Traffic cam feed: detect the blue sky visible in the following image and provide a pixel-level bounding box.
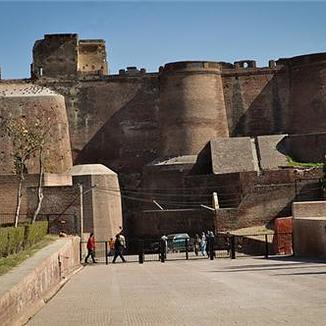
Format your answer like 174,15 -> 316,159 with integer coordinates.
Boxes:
0,1 -> 325,78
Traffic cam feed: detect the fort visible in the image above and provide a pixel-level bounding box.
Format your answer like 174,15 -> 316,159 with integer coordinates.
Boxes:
1,33 -> 326,240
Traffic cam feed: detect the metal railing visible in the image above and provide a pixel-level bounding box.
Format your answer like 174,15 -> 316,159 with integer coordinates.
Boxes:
80,232 -> 293,265
80,240 -> 160,265
0,213 -> 78,235
38,214 -> 78,235
0,213 -> 30,226
226,232 -> 293,259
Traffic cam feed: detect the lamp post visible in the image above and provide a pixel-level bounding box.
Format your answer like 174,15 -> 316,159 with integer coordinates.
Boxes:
77,184 -> 97,242
79,183 -> 84,242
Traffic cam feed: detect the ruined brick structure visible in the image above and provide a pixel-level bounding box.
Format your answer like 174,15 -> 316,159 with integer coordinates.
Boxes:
1,33 -> 326,238
31,34 -> 108,79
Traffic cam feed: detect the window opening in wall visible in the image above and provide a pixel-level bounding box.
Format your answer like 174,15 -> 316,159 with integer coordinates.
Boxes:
39,67 -> 43,76
243,62 -> 248,68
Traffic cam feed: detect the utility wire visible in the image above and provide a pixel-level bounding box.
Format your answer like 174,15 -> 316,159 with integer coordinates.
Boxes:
95,184 -> 322,203
95,186 -> 321,207
95,186 -> 244,198
118,178 -> 321,192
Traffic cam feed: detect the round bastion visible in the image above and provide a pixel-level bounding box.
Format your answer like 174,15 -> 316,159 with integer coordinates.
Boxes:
0,82 -> 73,174
277,53 -> 326,134
158,61 -> 229,158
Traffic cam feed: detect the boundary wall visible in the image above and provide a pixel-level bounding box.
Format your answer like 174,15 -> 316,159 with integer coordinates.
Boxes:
0,236 -> 80,326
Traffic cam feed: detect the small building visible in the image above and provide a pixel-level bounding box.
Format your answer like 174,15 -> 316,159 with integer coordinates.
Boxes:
292,201 -> 326,258
69,164 -> 123,241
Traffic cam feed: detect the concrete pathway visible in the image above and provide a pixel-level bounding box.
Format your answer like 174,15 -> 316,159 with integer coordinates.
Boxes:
28,256 -> 326,326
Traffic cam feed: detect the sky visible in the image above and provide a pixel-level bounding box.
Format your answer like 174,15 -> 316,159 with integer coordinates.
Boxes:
0,1 -> 325,79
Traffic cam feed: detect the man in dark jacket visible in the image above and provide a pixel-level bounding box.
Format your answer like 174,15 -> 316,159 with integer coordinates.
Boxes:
112,234 -> 126,263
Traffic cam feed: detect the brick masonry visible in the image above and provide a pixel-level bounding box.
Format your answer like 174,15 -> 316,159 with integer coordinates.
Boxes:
0,237 -> 80,326
132,209 -> 214,238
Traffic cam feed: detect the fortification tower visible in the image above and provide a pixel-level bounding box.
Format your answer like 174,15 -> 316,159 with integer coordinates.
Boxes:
32,34 -> 108,79
278,53 -> 326,134
78,39 -> 108,75
32,34 -> 79,79
158,61 -> 229,158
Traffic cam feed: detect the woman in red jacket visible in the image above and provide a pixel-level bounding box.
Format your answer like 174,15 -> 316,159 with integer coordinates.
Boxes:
85,233 -> 96,264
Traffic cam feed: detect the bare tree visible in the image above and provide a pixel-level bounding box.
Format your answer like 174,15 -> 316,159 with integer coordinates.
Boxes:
5,113 -> 54,226
31,142 -> 45,224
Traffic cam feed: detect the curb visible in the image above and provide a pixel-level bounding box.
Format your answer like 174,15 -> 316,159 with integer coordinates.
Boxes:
22,265 -> 84,325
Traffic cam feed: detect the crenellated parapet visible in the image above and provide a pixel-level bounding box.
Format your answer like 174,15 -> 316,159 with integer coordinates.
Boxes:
2,33 -> 326,172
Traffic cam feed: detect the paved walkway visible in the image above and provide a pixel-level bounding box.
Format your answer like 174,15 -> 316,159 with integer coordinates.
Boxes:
28,257 -> 326,326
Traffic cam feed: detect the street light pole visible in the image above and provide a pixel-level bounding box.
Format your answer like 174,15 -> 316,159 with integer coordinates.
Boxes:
79,183 -> 84,242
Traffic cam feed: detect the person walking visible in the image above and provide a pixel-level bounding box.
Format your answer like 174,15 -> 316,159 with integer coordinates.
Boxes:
225,232 -> 231,256
207,231 -> 216,258
200,232 -> 207,256
161,234 -> 168,258
112,234 -> 126,263
119,233 -> 126,250
206,231 -> 210,257
85,233 -> 96,264
108,237 -> 115,256
194,234 -> 200,256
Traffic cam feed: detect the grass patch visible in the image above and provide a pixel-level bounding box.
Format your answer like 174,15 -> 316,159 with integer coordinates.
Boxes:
287,156 -> 324,168
0,235 -> 57,276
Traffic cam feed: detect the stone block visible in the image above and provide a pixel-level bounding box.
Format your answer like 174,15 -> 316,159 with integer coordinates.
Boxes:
257,134 -> 288,170
210,137 -> 257,174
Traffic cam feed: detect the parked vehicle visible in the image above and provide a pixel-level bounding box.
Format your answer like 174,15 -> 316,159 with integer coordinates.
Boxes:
167,233 -> 193,252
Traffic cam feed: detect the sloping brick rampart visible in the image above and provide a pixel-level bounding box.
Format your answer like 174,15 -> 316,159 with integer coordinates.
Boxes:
0,237 -> 80,326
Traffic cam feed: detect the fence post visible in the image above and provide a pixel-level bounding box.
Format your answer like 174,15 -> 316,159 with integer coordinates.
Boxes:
79,240 -> 83,263
47,215 -> 50,234
185,238 -> 189,260
230,235 -> 236,259
138,240 -> 144,264
209,237 -> 214,260
160,239 -> 165,263
105,241 -> 108,265
265,234 -> 269,259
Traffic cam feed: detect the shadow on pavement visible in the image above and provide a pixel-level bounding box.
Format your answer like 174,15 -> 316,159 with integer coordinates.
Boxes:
275,271 -> 326,276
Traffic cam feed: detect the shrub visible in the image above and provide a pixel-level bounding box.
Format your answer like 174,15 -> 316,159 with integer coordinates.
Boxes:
0,221 -> 48,257
0,228 -> 9,257
24,221 -> 48,248
0,226 -> 25,256
7,226 -> 25,255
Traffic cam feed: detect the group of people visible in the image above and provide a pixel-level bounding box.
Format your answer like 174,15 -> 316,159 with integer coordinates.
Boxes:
194,231 -> 215,257
84,228 -> 127,264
